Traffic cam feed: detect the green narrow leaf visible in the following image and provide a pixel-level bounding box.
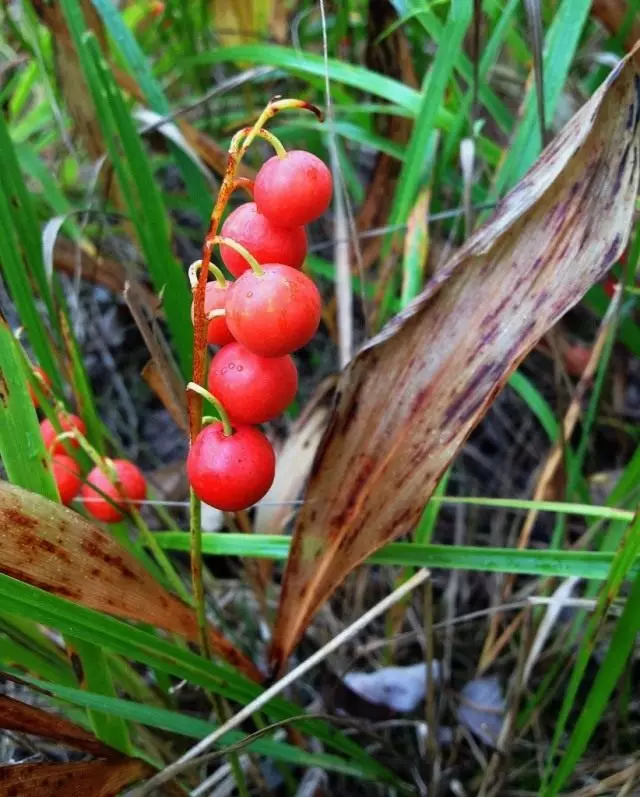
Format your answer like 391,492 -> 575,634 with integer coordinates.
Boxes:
69,638 -> 132,754
155,529 -> 638,581
5,670 -> 379,780
0,319 -> 58,499
387,0 -> 472,235
59,0 -> 193,375
0,574 -> 393,778
90,0 -> 211,222
492,0 -> 592,194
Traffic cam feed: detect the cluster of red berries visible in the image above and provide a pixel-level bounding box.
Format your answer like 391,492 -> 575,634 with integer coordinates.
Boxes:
187,150 -> 332,512
30,371 -> 146,522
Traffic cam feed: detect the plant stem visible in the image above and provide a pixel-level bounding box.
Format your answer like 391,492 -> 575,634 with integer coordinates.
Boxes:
189,488 -> 210,659
211,235 -> 264,276
187,382 -> 232,437
188,259 -> 226,289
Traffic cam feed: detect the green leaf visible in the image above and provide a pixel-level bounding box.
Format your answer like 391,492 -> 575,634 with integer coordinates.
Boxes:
0,573 -> 393,780
5,670 -> 380,780
492,0 -> 592,194
0,319 -> 58,500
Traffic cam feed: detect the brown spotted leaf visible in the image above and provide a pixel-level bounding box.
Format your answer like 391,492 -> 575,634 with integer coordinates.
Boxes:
0,481 -> 261,682
0,758 -> 152,797
270,46 -> 640,671
0,695 -> 117,759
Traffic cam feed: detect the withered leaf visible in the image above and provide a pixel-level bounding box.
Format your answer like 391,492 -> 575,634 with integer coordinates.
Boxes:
0,695 -> 117,759
0,481 -> 261,682
270,47 -> 640,670
0,758 -> 152,797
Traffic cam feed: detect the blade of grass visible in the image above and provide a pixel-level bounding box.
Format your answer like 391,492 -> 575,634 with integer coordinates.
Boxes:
0,574 -> 393,779
545,552 -> 640,795
5,669 -> 379,780
0,318 -> 58,499
59,0 -> 193,375
90,0 -> 211,222
155,532 -> 640,582
70,638 -> 132,755
491,0 -> 592,195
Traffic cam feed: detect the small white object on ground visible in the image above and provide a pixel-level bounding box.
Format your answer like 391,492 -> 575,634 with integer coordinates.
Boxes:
343,661 -> 441,712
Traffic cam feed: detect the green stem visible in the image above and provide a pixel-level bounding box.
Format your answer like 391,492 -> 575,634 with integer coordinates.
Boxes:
211,235 -> 264,277
188,259 -> 227,289
230,126 -> 288,159
129,507 -> 191,605
186,382 -> 233,437
189,488 -> 210,659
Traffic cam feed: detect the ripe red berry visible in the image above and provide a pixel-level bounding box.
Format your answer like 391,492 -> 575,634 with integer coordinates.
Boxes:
81,460 -> 147,523
207,343 -> 298,424
28,367 -> 52,407
41,413 -> 86,455
191,281 -> 235,346
563,343 -> 593,378
51,454 -> 82,506
220,202 -> 307,277
226,265 -> 321,357
187,422 -> 275,511
254,151 -> 333,228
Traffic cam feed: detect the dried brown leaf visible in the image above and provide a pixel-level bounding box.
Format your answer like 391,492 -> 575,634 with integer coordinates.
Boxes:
270,47 -> 640,671
0,696 -> 116,759
0,758 -> 152,797
0,481 -> 261,681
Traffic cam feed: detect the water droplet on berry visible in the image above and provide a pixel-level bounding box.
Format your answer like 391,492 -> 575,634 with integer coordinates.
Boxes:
228,363 -> 235,369
237,365 -> 243,372
246,291 -> 253,298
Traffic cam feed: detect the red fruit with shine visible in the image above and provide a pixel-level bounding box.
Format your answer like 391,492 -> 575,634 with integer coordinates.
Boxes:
226,265 -> 322,357
254,151 -> 333,228
52,455 -> 82,506
207,343 -> 298,424
81,460 -> 147,523
191,281 -> 235,346
41,414 -> 86,454
187,422 -> 275,512
220,202 -> 307,277
28,367 -> 52,407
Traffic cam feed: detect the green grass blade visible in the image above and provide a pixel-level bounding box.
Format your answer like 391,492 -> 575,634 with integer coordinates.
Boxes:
156,530 -> 638,581
0,574 -> 393,778
491,0 -> 592,194
545,560 -> 640,795
0,319 -> 58,500
59,0 -> 193,375
6,669 -> 379,780
387,0 -> 472,235
70,638 -> 132,754
90,0 -> 211,222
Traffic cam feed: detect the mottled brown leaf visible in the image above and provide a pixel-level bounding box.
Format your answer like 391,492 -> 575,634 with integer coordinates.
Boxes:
0,696 -> 116,759
0,758 -> 151,797
270,46 -> 640,671
0,481 -> 261,682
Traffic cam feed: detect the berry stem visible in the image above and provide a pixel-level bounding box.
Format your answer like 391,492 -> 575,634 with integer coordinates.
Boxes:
230,127 -> 287,160
188,259 -> 227,289
211,235 -> 264,276
205,309 -> 226,320
187,382 -> 233,437
232,176 -> 255,197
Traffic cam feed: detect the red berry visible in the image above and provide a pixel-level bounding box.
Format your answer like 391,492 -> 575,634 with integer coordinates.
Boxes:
191,281 -> 235,346
563,343 -> 592,378
187,422 -> 275,511
602,275 -> 618,299
220,202 -> 307,277
51,455 -> 82,506
254,151 -> 333,227
81,460 -> 147,523
41,414 -> 86,455
28,367 -> 52,407
207,343 -> 298,424
226,265 -> 321,357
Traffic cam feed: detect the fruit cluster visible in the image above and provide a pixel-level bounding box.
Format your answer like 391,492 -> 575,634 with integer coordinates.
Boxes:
30,371 -> 146,522
187,147 -> 332,512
